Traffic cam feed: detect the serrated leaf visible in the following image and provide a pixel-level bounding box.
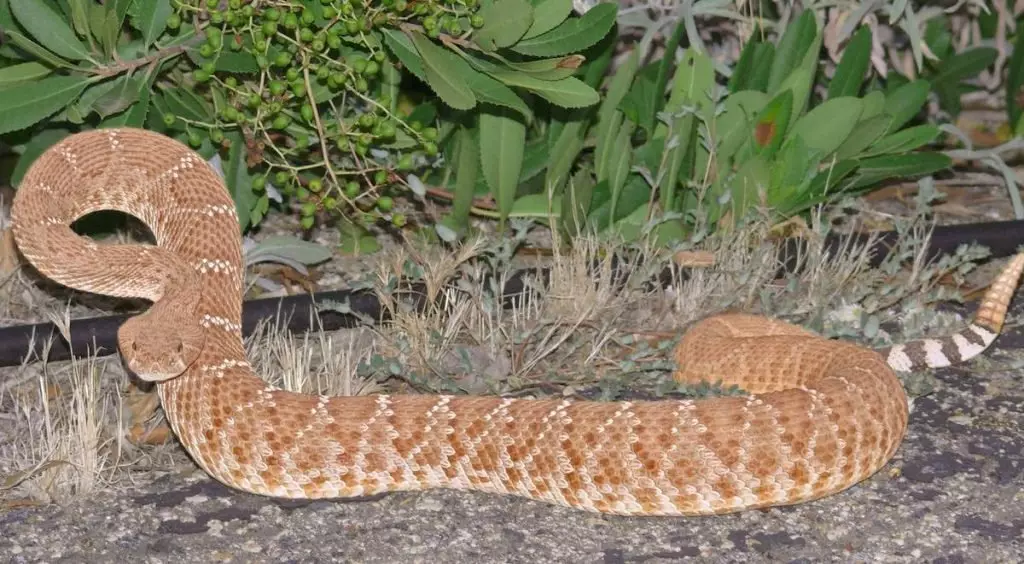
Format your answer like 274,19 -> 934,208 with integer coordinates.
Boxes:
503,54 -> 584,81
160,85 -> 213,121
522,0 -> 573,40
382,27 -> 426,82
510,2 -> 616,57
91,75 -> 142,118
0,61 -> 52,87
2,29 -> 74,69
100,74 -> 152,128
0,74 -> 92,135
463,70 -> 532,120
474,0 -> 533,50
130,0 -> 172,47
408,31 -> 476,110
479,109 -> 526,222
486,70 -> 598,108
9,0 -> 91,61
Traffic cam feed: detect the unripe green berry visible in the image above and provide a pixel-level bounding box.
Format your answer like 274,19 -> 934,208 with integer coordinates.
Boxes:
300,103 -> 314,122
272,114 -> 291,129
392,213 -> 406,227
168,14 -> 181,29
269,80 -> 286,96
275,170 -> 290,184
300,215 -> 314,229
374,170 -> 388,185
308,178 -> 323,192
376,195 -> 393,211
188,131 -> 202,147
162,113 -> 176,126
345,181 -> 360,197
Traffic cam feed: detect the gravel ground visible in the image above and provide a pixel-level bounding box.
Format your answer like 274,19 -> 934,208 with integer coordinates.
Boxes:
2,300 -> 1022,564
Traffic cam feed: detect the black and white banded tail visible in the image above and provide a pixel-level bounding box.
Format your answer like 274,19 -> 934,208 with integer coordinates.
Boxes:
880,253 -> 1024,372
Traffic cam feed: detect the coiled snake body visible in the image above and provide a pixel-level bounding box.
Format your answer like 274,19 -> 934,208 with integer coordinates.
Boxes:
11,128 -> 1024,516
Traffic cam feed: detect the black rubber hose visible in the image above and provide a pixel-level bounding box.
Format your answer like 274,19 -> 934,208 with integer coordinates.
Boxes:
2,218 -> 1022,368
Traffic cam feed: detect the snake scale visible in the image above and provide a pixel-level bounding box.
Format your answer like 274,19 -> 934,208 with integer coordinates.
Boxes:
11,128 -> 1024,516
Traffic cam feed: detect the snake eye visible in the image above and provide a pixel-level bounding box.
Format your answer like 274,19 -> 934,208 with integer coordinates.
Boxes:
131,341 -> 139,352
176,342 -> 185,354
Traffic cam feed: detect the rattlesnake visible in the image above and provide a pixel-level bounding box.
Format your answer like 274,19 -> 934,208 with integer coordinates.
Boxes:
11,128 -> 1024,516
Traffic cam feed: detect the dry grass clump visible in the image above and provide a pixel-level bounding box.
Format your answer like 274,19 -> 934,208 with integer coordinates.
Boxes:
0,209 -> 998,507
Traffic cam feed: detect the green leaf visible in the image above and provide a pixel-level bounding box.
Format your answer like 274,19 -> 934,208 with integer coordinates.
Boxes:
861,124 -> 940,157
545,114 -> 588,191
502,54 -> 584,81
383,28 -> 426,82
225,130 -> 256,233
595,49 -> 639,180
560,167 -> 595,237
883,79 -> 929,131
588,175 -> 649,230
474,0 -> 533,50
67,0 -> 90,39
440,125 -> 480,235
522,0 -> 573,40
464,71 -> 532,119
0,61 -> 52,88
845,152 -> 952,190
408,31 -> 476,110
788,96 -> 862,158
766,9 -> 818,94
99,74 -> 153,128
479,108 -> 526,222
509,192 -> 561,217
1008,24 -> 1024,128
10,127 -> 70,187
833,114 -> 890,160
487,70 -> 599,108
931,47 -> 997,87
91,75 -> 142,118
74,78 -> 122,118
828,26 -> 871,99
246,235 -> 333,266
0,74 -> 92,135
712,89 -> 768,169
9,0 -> 91,61
510,2 -> 616,57
1,29 -> 74,69
130,0 -> 173,47
160,85 -> 213,121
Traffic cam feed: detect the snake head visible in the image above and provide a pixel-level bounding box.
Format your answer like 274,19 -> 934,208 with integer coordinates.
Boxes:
118,313 -> 206,382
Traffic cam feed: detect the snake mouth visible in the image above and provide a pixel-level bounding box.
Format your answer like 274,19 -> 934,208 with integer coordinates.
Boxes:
124,362 -> 189,383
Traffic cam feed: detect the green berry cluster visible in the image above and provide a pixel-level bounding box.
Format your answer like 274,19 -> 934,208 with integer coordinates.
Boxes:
164,0 -> 479,231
